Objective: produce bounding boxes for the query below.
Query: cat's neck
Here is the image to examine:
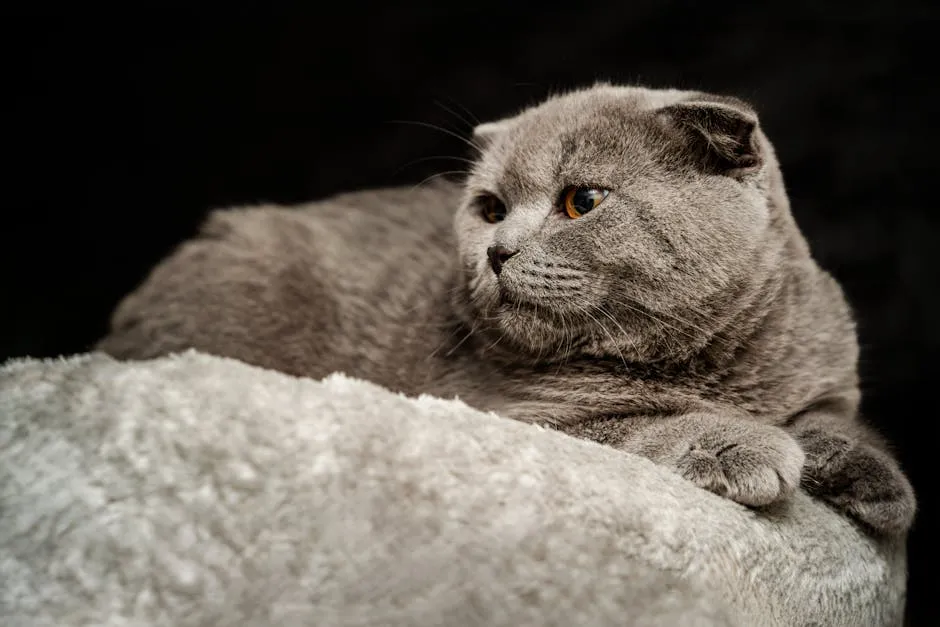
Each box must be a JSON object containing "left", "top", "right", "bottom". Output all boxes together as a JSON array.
[{"left": 693, "top": 252, "right": 860, "bottom": 420}]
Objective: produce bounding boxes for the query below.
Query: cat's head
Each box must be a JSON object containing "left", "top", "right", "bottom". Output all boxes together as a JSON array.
[{"left": 452, "top": 84, "right": 803, "bottom": 364}]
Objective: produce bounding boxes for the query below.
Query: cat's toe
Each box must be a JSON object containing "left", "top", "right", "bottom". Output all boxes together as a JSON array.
[
  {"left": 798, "top": 430, "right": 915, "bottom": 536},
  {"left": 678, "top": 425, "right": 804, "bottom": 507}
]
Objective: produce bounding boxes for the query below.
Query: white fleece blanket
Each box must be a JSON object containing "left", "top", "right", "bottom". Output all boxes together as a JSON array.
[{"left": 0, "top": 350, "right": 906, "bottom": 627}]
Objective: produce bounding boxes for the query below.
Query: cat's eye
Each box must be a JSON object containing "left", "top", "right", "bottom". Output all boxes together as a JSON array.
[
  {"left": 562, "top": 186, "right": 609, "bottom": 219},
  {"left": 480, "top": 194, "right": 508, "bottom": 223}
]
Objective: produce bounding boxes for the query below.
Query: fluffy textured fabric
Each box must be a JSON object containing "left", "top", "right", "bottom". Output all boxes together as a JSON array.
[{"left": 0, "top": 351, "right": 906, "bottom": 626}]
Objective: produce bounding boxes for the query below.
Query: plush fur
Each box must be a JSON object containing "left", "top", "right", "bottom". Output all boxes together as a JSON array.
[
  {"left": 0, "top": 351, "right": 908, "bottom": 626},
  {"left": 97, "top": 84, "right": 915, "bottom": 535}
]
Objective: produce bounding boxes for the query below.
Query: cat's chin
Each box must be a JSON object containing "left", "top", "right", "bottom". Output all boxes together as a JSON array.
[
  {"left": 490, "top": 301, "right": 659, "bottom": 363},
  {"left": 454, "top": 278, "right": 624, "bottom": 360},
  {"left": 496, "top": 289, "right": 542, "bottom": 314},
  {"left": 488, "top": 304, "right": 583, "bottom": 355}
]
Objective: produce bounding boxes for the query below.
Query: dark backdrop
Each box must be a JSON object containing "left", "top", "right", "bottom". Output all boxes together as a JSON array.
[{"left": 4, "top": 4, "right": 938, "bottom": 624}]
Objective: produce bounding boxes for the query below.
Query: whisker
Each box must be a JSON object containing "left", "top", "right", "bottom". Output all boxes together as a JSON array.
[
  {"left": 427, "top": 320, "right": 464, "bottom": 359},
  {"left": 387, "top": 119, "right": 483, "bottom": 155},
  {"left": 595, "top": 304, "right": 641, "bottom": 360},
  {"left": 607, "top": 295, "right": 680, "bottom": 344},
  {"left": 554, "top": 310, "right": 576, "bottom": 375},
  {"left": 408, "top": 170, "right": 466, "bottom": 194},
  {"left": 441, "top": 96, "right": 481, "bottom": 125},
  {"left": 444, "top": 321, "right": 478, "bottom": 357},
  {"left": 481, "top": 332, "right": 504, "bottom": 356},
  {"left": 391, "top": 154, "right": 475, "bottom": 179},
  {"left": 604, "top": 288, "right": 760, "bottom": 356},
  {"left": 604, "top": 296, "right": 692, "bottom": 355},
  {"left": 433, "top": 99, "right": 478, "bottom": 131},
  {"left": 533, "top": 301, "right": 544, "bottom": 363},
  {"left": 571, "top": 300, "right": 628, "bottom": 371},
  {"left": 603, "top": 291, "right": 704, "bottom": 340}
]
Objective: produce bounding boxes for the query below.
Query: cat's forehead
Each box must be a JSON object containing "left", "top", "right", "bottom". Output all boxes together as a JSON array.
[
  {"left": 472, "top": 86, "right": 691, "bottom": 196},
  {"left": 537, "top": 84, "right": 696, "bottom": 117}
]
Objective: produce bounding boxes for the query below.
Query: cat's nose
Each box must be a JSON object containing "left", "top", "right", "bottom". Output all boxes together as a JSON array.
[{"left": 487, "top": 245, "right": 518, "bottom": 276}]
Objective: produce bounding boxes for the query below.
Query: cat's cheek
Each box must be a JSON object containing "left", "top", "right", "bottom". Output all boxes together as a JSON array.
[
  {"left": 454, "top": 210, "right": 494, "bottom": 253},
  {"left": 454, "top": 239, "right": 487, "bottom": 279}
]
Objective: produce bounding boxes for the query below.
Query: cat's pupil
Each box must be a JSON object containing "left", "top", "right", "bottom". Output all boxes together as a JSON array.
[
  {"left": 564, "top": 186, "right": 609, "bottom": 218},
  {"left": 481, "top": 195, "right": 507, "bottom": 223},
  {"left": 572, "top": 189, "right": 601, "bottom": 213}
]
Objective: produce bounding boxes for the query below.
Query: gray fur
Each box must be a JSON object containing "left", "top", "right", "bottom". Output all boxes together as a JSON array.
[{"left": 98, "top": 84, "right": 915, "bottom": 536}]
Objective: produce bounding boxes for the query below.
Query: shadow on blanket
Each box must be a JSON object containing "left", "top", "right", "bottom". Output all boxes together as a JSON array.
[{"left": 0, "top": 350, "right": 906, "bottom": 626}]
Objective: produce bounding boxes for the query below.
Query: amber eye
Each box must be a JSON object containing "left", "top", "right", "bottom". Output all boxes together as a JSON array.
[
  {"left": 562, "top": 186, "right": 609, "bottom": 219},
  {"left": 480, "top": 194, "right": 508, "bottom": 223}
]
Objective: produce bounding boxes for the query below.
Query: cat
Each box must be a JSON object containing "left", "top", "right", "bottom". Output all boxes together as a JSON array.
[{"left": 97, "top": 83, "right": 915, "bottom": 536}]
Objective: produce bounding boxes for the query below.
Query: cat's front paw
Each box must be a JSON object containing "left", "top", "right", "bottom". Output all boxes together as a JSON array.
[
  {"left": 797, "top": 429, "right": 915, "bottom": 536},
  {"left": 676, "top": 422, "right": 805, "bottom": 507}
]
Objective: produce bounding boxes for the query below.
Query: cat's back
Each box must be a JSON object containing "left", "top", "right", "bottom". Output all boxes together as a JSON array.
[
  {"left": 209, "top": 179, "right": 459, "bottom": 263},
  {"left": 304, "top": 179, "right": 459, "bottom": 246},
  {"left": 99, "top": 180, "right": 462, "bottom": 378},
  {"left": 169, "top": 179, "right": 462, "bottom": 303}
]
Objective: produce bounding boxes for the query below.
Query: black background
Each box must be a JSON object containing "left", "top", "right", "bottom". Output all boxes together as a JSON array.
[{"left": 4, "top": 4, "right": 938, "bottom": 624}]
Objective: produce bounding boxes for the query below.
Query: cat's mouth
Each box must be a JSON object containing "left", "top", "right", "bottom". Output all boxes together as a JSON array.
[
  {"left": 497, "top": 284, "right": 514, "bottom": 305},
  {"left": 497, "top": 285, "right": 533, "bottom": 308},
  {"left": 496, "top": 285, "right": 557, "bottom": 318}
]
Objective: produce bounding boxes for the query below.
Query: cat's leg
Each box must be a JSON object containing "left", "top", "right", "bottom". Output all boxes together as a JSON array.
[
  {"left": 571, "top": 413, "right": 805, "bottom": 508},
  {"left": 784, "top": 407, "right": 915, "bottom": 536}
]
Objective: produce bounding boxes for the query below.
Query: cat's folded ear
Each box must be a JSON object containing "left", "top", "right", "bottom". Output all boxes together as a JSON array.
[
  {"left": 472, "top": 115, "right": 519, "bottom": 150},
  {"left": 656, "top": 98, "right": 763, "bottom": 178}
]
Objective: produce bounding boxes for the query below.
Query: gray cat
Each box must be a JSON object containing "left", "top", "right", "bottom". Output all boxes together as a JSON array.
[{"left": 98, "top": 84, "right": 915, "bottom": 536}]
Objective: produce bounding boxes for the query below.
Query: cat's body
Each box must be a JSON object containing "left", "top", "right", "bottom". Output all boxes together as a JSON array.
[
  {"left": 99, "top": 85, "right": 915, "bottom": 535},
  {"left": 110, "top": 180, "right": 848, "bottom": 426}
]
